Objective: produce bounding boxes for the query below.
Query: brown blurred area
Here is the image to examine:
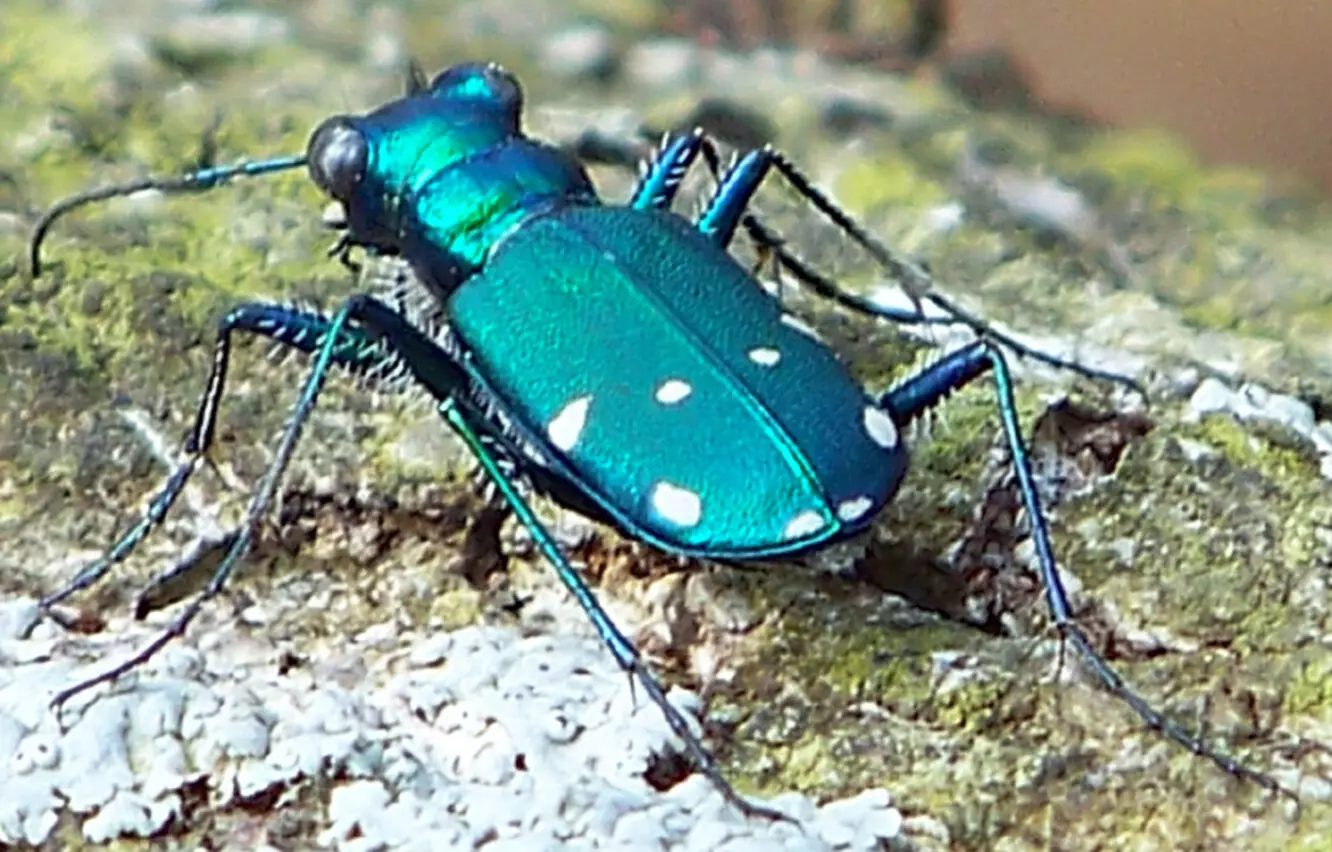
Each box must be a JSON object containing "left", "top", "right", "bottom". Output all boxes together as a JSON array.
[
  {"left": 949, "top": 0, "right": 1332, "bottom": 192},
  {"left": 661, "top": 2, "right": 1332, "bottom": 191}
]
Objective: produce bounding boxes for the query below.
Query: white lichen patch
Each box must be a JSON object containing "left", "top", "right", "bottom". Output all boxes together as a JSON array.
[
  {"left": 1188, "top": 376, "right": 1332, "bottom": 479},
  {"left": 0, "top": 598, "right": 902, "bottom": 849}
]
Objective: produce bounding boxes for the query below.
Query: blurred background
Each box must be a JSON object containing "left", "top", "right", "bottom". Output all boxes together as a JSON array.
[
  {"left": 950, "top": 1, "right": 1332, "bottom": 193},
  {"left": 665, "top": 0, "right": 1332, "bottom": 192}
]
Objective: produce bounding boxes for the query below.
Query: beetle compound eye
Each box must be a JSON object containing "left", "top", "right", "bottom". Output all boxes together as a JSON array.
[
  {"left": 478, "top": 62, "right": 521, "bottom": 110},
  {"left": 307, "top": 118, "right": 367, "bottom": 201}
]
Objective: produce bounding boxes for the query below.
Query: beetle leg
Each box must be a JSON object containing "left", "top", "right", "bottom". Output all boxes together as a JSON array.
[
  {"left": 627, "top": 128, "right": 706, "bottom": 211},
  {"left": 439, "top": 399, "right": 791, "bottom": 823},
  {"left": 878, "top": 339, "right": 1291, "bottom": 800},
  {"left": 41, "top": 300, "right": 410, "bottom": 617},
  {"left": 44, "top": 294, "right": 464, "bottom": 710},
  {"left": 44, "top": 294, "right": 792, "bottom": 821},
  {"left": 691, "top": 138, "right": 1143, "bottom": 394},
  {"left": 693, "top": 139, "right": 931, "bottom": 303}
]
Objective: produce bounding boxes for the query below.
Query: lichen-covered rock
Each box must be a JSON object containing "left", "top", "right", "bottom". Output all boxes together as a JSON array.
[
  {"left": 0, "top": 601, "right": 903, "bottom": 849},
  {"left": 2, "top": 0, "right": 1330, "bottom": 849}
]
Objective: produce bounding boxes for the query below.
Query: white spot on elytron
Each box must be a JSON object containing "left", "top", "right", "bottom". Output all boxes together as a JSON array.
[
  {"left": 783, "top": 509, "right": 826, "bottom": 540},
  {"left": 836, "top": 496, "right": 875, "bottom": 523},
  {"left": 863, "top": 405, "right": 898, "bottom": 449},
  {"left": 780, "top": 313, "right": 821, "bottom": 341},
  {"left": 748, "top": 346, "right": 781, "bottom": 367},
  {"left": 655, "top": 378, "right": 693, "bottom": 404},
  {"left": 651, "top": 481, "right": 702, "bottom": 528},
  {"left": 547, "top": 395, "right": 592, "bottom": 452}
]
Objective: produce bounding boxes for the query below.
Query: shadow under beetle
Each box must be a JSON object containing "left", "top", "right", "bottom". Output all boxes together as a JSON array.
[{"left": 27, "top": 61, "right": 1290, "bottom": 818}]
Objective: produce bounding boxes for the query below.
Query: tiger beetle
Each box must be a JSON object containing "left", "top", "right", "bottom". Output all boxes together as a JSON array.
[{"left": 27, "top": 61, "right": 1289, "bottom": 819}]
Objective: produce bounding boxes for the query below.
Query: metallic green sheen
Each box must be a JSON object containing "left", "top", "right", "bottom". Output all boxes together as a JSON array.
[
  {"left": 449, "top": 205, "right": 908, "bottom": 558},
  {"left": 328, "top": 66, "right": 594, "bottom": 295},
  {"left": 300, "top": 62, "right": 910, "bottom": 560}
]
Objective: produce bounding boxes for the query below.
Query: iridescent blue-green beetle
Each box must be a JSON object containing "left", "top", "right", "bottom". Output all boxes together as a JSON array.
[{"left": 27, "top": 62, "right": 1287, "bottom": 819}]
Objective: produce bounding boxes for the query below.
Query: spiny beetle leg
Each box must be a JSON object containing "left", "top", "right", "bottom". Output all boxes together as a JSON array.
[
  {"left": 685, "top": 134, "right": 1144, "bottom": 396},
  {"left": 628, "top": 128, "right": 705, "bottom": 212},
  {"left": 48, "top": 296, "right": 413, "bottom": 710},
  {"left": 44, "top": 294, "right": 788, "bottom": 822},
  {"left": 133, "top": 529, "right": 239, "bottom": 621},
  {"left": 40, "top": 301, "right": 395, "bottom": 614},
  {"left": 563, "top": 119, "right": 1138, "bottom": 393},
  {"left": 242, "top": 295, "right": 790, "bottom": 820},
  {"left": 879, "top": 339, "right": 1292, "bottom": 801},
  {"left": 694, "top": 136, "right": 932, "bottom": 306},
  {"left": 326, "top": 292, "right": 791, "bottom": 820},
  {"left": 575, "top": 126, "right": 938, "bottom": 328},
  {"left": 437, "top": 399, "right": 790, "bottom": 823},
  {"left": 308, "top": 299, "right": 789, "bottom": 819}
]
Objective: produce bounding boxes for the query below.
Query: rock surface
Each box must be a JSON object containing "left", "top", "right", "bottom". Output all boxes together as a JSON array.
[{"left": 1, "top": 1, "right": 1330, "bottom": 848}]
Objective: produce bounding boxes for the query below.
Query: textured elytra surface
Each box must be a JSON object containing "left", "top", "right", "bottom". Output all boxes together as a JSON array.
[
  {"left": 2, "top": 0, "right": 1332, "bottom": 849},
  {"left": 452, "top": 206, "right": 908, "bottom": 557}
]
